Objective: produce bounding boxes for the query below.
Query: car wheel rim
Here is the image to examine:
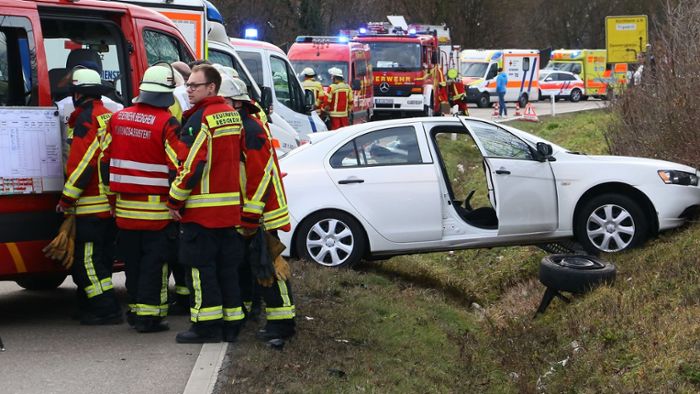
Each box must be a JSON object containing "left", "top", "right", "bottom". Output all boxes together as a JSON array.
[
  {"left": 572, "top": 90, "right": 580, "bottom": 100},
  {"left": 305, "top": 218, "right": 354, "bottom": 267},
  {"left": 586, "top": 204, "right": 635, "bottom": 252}
]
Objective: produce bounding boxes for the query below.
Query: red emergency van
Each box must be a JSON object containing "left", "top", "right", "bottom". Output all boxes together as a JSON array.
[
  {"left": 288, "top": 36, "right": 373, "bottom": 124},
  {"left": 0, "top": 0, "right": 194, "bottom": 290}
]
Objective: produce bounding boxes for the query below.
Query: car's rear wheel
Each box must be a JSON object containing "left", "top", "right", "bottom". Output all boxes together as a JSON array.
[
  {"left": 477, "top": 93, "right": 490, "bottom": 108},
  {"left": 295, "top": 211, "right": 366, "bottom": 268},
  {"left": 570, "top": 88, "right": 582, "bottom": 102},
  {"left": 575, "top": 194, "right": 648, "bottom": 254}
]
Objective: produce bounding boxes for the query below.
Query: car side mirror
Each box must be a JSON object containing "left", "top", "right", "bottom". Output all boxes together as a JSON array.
[
  {"left": 351, "top": 79, "right": 361, "bottom": 91},
  {"left": 304, "top": 89, "right": 315, "bottom": 112},
  {"left": 545, "top": 77, "right": 552, "bottom": 82},
  {"left": 260, "top": 86, "right": 273, "bottom": 114},
  {"left": 536, "top": 142, "right": 554, "bottom": 161}
]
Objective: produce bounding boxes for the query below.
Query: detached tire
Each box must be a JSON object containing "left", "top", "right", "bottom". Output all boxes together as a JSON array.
[
  {"left": 540, "top": 254, "right": 616, "bottom": 294},
  {"left": 295, "top": 211, "right": 366, "bottom": 268},
  {"left": 15, "top": 273, "right": 67, "bottom": 290}
]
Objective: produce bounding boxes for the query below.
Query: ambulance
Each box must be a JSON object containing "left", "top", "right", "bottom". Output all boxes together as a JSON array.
[
  {"left": 459, "top": 49, "right": 540, "bottom": 108},
  {"left": 288, "top": 36, "right": 373, "bottom": 124},
  {"left": 545, "top": 49, "right": 627, "bottom": 100},
  {"left": 0, "top": 0, "right": 194, "bottom": 289}
]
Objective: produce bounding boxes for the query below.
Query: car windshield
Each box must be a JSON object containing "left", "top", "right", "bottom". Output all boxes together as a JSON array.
[
  {"left": 368, "top": 42, "right": 421, "bottom": 71},
  {"left": 460, "top": 62, "right": 488, "bottom": 78},
  {"left": 291, "top": 61, "right": 349, "bottom": 86}
]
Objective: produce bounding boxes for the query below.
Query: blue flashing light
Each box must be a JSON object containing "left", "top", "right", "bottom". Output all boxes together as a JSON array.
[
  {"left": 204, "top": 1, "right": 225, "bottom": 25},
  {"left": 338, "top": 35, "right": 349, "bottom": 43},
  {"left": 408, "top": 28, "right": 417, "bottom": 35},
  {"left": 244, "top": 28, "right": 259, "bottom": 40},
  {"left": 359, "top": 27, "right": 367, "bottom": 34}
]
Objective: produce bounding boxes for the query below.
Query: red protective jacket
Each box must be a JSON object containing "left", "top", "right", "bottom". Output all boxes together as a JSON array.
[
  {"left": 238, "top": 104, "right": 290, "bottom": 231},
  {"left": 167, "top": 96, "right": 243, "bottom": 228},
  {"left": 327, "top": 81, "right": 353, "bottom": 118},
  {"left": 59, "top": 99, "right": 113, "bottom": 218},
  {"left": 101, "top": 103, "right": 182, "bottom": 231}
]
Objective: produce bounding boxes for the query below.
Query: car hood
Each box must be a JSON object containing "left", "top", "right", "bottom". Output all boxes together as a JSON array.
[{"left": 560, "top": 153, "right": 698, "bottom": 173}]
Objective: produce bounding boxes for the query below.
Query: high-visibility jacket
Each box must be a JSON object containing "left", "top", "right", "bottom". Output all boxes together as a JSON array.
[
  {"left": 449, "top": 80, "right": 466, "bottom": 101},
  {"left": 327, "top": 81, "right": 353, "bottom": 118},
  {"left": 238, "top": 105, "right": 290, "bottom": 231},
  {"left": 436, "top": 68, "right": 449, "bottom": 105},
  {"left": 101, "top": 103, "right": 182, "bottom": 231},
  {"left": 167, "top": 96, "right": 243, "bottom": 228},
  {"left": 302, "top": 78, "right": 327, "bottom": 107},
  {"left": 59, "top": 99, "right": 113, "bottom": 218}
]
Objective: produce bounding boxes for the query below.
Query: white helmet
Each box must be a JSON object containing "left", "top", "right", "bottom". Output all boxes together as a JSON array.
[
  {"left": 139, "top": 63, "right": 175, "bottom": 93},
  {"left": 69, "top": 67, "right": 110, "bottom": 96},
  {"left": 302, "top": 67, "right": 316, "bottom": 77},
  {"left": 213, "top": 63, "right": 239, "bottom": 79},
  {"left": 219, "top": 76, "right": 250, "bottom": 102},
  {"left": 328, "top": 67, "right": 344, "bottom": 79}
]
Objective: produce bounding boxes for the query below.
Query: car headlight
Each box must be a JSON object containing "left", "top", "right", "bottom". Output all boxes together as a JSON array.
[{"left": 657, "top": 170, "right": 699, "bottom": 186}]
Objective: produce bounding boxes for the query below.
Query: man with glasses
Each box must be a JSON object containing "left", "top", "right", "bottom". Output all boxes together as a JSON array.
[{"left": 168, "top": 64, "right": 247, "bottom": 343}]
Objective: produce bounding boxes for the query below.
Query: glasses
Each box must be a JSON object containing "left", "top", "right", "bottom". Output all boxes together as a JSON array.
[{"left": 185, "top": 81, "right": 211, "bottom": 90}]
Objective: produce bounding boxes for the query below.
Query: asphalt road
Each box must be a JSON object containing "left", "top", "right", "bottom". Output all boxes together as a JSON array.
[
  {"left": 0, "top": 273, "right": 199, "bottom": 394},
  {"left": 467, "top": 97, "right": 606, "bottom": 120}
]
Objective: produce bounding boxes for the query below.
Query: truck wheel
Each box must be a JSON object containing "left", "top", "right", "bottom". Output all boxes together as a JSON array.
[
  {"left": 15, "top": 274, "right": 67, "bottom": 290},
  {"left": 476, "top": 93, "right": 490, "bottom": 108},
  {"left": 569, "top": 88, "right": 582, "bottom": 102},
  {"left": 518, "top": 94, "right": 529, "bottom": 108},
  {"left": 539, "top": 254, "right": 616, "bottom": 294}
]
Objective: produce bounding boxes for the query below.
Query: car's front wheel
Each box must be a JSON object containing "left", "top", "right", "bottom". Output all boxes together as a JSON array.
[
  {"left": 569, "top": 88, "right": 582, "bottom": 102},
  {"left": 575, "top": 193, "right": 648, "bottom": 254},
  {"left": 295, "top": 211, "right": 366, "bottom": 268}
]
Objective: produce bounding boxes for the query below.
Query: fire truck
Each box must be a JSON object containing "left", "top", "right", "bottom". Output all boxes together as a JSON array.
[
  {"left": 353, "top": 17, "right": 444, "bottom": 118},
  {"left": 288, "top": 36, "right": 373, "bottom": 124}
]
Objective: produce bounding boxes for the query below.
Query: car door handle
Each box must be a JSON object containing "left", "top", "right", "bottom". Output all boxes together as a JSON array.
[
  {"left": 495, "top": 170, "right": 511, "bottom": 175},
  {"left": 338, "top": 178, "right": 365, "bottom": 184}
]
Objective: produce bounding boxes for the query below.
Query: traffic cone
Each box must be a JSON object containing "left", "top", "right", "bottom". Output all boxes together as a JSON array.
[
  {"left": 515, "top": 102, "right": 522, "bottom": 116},
  {"left": 491, "top": 102, "right": 499, "bottom": 117},
  {"left": 523, "top": 103, "right": 539, "bottom": 122}
]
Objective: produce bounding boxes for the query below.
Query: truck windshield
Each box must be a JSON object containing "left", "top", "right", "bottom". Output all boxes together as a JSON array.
[
  {"left": 368, "top": 42, "right": 421, "bottom": 71},
  {"left": 290, "top": 61, "right": 348, "bottom": 86},
  {"left": 545, "top": 62, "right": 576, "bottom": 72},
  {"left": 460, "top": 62, "right": 488, "bottom": 78}
]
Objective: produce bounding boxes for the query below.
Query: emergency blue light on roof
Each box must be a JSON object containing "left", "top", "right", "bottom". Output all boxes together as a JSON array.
[
  {"left": 204, "top": 1, "right": 225, "bottom": 24},
  {"left": 408, "top": 28, "right": 417, "bottom": 35},
  {"left": 244, "top": 28, "right": 258, "bottom": 40},
  {"left": 359, "top": 27, "right": 367, "bottom": 34},
  {"left": 338, "top": 35, "right": 349, "bottom": 43}
]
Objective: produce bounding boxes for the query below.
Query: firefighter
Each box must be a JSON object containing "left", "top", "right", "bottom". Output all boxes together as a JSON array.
[
  {"left": 219, "top": 77, "right": 296, "bottom": 340},
  {"left": 301, "top": 67, "right": 326, "bottom": 110},
  {"left": 446, "top": 68, "right": 469, "bottom": 116},
  {"left": 326, "top": 67, "right": 353, "bottom": 130},
  {"left": 56, "top": 67, "right": 121, "bottom": 325},
  {"left": 436, "top": 66, "right": 450, "bottom": 115},
  {"left": 167, "top": 64, "right": 246, "bottom": 343},
  {"left": 100, "top": 63, "right": 183, "bottom": 333}
]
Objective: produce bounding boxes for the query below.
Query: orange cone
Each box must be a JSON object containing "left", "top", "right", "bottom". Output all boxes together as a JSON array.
[
  {"left": 492, "top": 102, "right": 499, "bottom": 117},
  {"left": 523, "top": 103, "right": 539, "bottom": 122},
  {"left": 515, "top": 103, "right": 522, "bottom": 116}
]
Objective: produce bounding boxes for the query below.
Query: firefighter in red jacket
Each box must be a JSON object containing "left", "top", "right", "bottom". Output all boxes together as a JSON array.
[
  {"left": 167, "top": 64, "right": 246, "bottom": 343},
  {"left": 326, "top": 67, "right": 353, "bottom": 130},
  {"left": 446, "top": 68, "right": 469, "bottom": 116},
  {"left": 101, "top": 64, "right": 182, "bottom": 333},
  {"left": 56, "top": 67, "right": 121, "bottom": 325},
  {"left": 220, "top": 77, "right": 296, "bottom": 340}
]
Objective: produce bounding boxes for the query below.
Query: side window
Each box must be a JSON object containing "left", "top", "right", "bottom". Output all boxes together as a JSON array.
[
  {"left": 467, "top": 121, "right": 533, "bottom": 160},
  {"left": 270, "top": 55, "right": 305, "bottom": 113},
  {"left": 355, "top": 60, "right": 367, "bottom": 77},
  {"left": 238, "top": 50, "right": 264, "bottom": 87},
  {"left": 143, "top": 29, "right": 192, "bottom": 65},
  {"left": 0, "top": 16, "right": 36, "bottom": 106},
  {"left": 562, "top": 73, "right": 576, "bottom": 81},
  {"left": 522, "top": 57, "right": 530, "bottom": 72},
  {"left": 355, "top": 126, "right": 422, "bottom": 166},
  {"left": 330, "top": 140, "right": 360, "bottom": 168},
  {"left": 486, "top": 64, "right": 498, "bottom": 80}
]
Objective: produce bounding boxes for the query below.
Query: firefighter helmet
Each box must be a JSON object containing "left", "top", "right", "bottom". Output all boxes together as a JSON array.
[
  {"left": 213, "top": 63, "right": 239, "bottom": 79},
  {"left": 134, "top": 63, "right": 175, "bottom": 108},
  {"left": 219, "top": 76, "right": 250, "bottom": 102},
  {"left": 302, "top": 67, "right": 316, "bottom": 77},
  {"left": 69, "top": 67, "right": 110, "bottom": 97},
  {"left": 328, "top": 67, "right": 344, "bottom": 79},
  {"left": 447, "top": 68, "right": 459, "bottom": 80}
]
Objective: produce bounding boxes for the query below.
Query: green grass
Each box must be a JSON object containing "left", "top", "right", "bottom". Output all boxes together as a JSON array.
[{"left": 217, "top": 110, "right": 700, "bottom": 393}]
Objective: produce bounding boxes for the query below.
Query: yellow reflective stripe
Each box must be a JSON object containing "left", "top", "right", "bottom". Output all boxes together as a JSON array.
[
  {"left": 160, "top": 263, "right": 169, "bottom": 307},
  {"left": 96, "top": 112, "right": 112, "bottom": 131},
  {"left": 116, "top": 197, "right": 167, "bottom": 211},
  {"left": 171, "top": 128, "right": 209, "bottom": 201},
  {"left": 243, "top": 201, "right": 264, "bottom": 214},
  {"left": 201, "top": 132, "right": 211, "bottom": 194},
  {"left": 67, "top": 138, "right": 100, "bottom": 186},
  {"left": 83, "top": 243, "right": 102, "bottom": 298},
  {"left": 169, "top": 183, "right": 190, "bottom": 201},
  {"left": 62, "top": 183, "right": 83, "bottom": 199},
  {"left": 213, "top": 125, "right": 241, "bottom": 138},
  {"left": 116, "top": 208, "right": 171, "bottom": 220},
  {"left": 100, "top": 277, "right": 114, "bottom": 292},
  {"left": 249, "top": 158, "right": 274, "bottom": 203},
  {"left": 175, "top": 285, "right": 190, "bottom": 295},
  {"left": 77, "top": 195, "right": 109, "bottom": 205},
  {"left": 75, "top": 202, "right": 111, "bottom": 215},
  {"left": 264, "top": 215, "right": 290, "bottom": 230},
  {"left": 191, "top": 306, "right": 223, "bottom": 322},
  {"left": 263, "top": 205, "right": 288, "bottom": 220},
  {"left": 185, "top": 193, "right": 240, "bottom": 208},
  {"left": 164, "top": 140, "right": 178, "bottom": 168},
  {"left": 191, "top": 268, "right": 202, "bottom": 322},
  {"left": 278, "top": 280, "right": 291, "bottom": 307},
  {"left": 205, "top": 111, "right": 241, "bottom": 128},
  {"left": 128, "top": 303, "right": 137, "bottom": 313},
  {"left": 271, "top": 168, "right": 287, "bottom": 206},
  {"left": 223, "top": 307, "right": 245, "bottom": 321},
  {"left": 134, "top": 303, "right": 168, "bottom": 317},
  {"left": 265, "top": 306, "right": 296, "bottom": 320}
]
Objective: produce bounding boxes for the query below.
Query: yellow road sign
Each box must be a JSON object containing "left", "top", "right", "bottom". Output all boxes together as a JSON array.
[{"left": 605, "top": 15, "right": 648, "bottom": 63}]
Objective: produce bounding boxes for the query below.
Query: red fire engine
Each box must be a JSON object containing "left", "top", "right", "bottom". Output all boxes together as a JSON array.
[{"left": 353, "top": 20, "right": 443, "bottom": 119}]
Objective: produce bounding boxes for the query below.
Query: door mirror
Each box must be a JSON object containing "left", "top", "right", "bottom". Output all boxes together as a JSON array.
[
  {"left": 545, "top": 77, "right": 553, "bottom": 82},
  {"left": 351, "top": 79, "right": 361, "bottom": 91},
  {"left": 431, "top": 52, "right": 438, "bottom": 65},
  {"left": 304, "top": 89, "right": 315, "bottom": 112},
  {"left": 536, "top": 142, "right": 554, "bottom": 161},
  {"left": 260, "top": 86, "right": 273, "bottom": 114}
]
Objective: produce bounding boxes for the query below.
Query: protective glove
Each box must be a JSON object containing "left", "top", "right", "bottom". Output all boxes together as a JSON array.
[
  {"left": 43, "top": 215, "right": 75, "bottom": 263},
  {"left": 273, "top": 255, "right": 291, "bottom": 282},
  {"left": 247, "top": 230, "right": 276, "bottom": 287}
]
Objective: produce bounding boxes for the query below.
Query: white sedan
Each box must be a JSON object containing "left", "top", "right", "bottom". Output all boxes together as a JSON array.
[{"left": 279, "top": 117, "right": 700, "bottom": 267}]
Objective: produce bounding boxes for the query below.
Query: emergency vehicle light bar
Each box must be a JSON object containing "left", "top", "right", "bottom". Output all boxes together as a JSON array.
[{"left": 295, "top": 36, "right": 351, "bottom": 44}]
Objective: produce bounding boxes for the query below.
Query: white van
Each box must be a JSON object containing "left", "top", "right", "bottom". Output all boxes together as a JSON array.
[{"left": 230, "top": 38, "right": 328, "bottom": 141}]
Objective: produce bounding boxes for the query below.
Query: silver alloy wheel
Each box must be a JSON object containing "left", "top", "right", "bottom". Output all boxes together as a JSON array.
[
  {"left": 571, "top": 89, "right": 581, "bottom": 102},
  {"left": 586, "top": 204, "right": 636, "bottom": 252},
  {"left": 305, "top": 218, "right": 354, "bottom": 267}
]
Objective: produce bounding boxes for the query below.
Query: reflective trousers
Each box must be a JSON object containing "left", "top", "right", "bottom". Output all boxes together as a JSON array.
[
  {"left": 330, "top": 116, "right": 349, "bottom": 130},
  {"left": 179, "top": 223, "right": 245, "bottom": 328}
]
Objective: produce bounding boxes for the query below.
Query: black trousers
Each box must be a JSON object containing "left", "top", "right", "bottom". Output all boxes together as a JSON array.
[
  {"left": 117, "top": 225, "right": 171, "bottom": 318},
  {"left": 71, "top": 216, "right": 120, "bottom": 317},
  {"left": 179, "top": 223, "right": 245, "bottom": 328}
]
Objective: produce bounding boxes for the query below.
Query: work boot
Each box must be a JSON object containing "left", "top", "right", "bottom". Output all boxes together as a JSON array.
[
  {"left": 169, "top": 295, "right": 190, "bottom": 316},
  {"left": 125, "top": 310, "right": 136, "bottom": 328},
  {"left": 80, "top": 311, "right": 124, "bottom": 326},
  {"left": 256, "top": 320, "right": 295, "bottom": 341},
  {"left": 223, "top": 323, "right": 242, "bottom": 343},
  {"left": 135, "top": 316, "right": 170, "bottom": 333},
  {"left": 176, "top": 324, "right": 222, "bottom": 344}
]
